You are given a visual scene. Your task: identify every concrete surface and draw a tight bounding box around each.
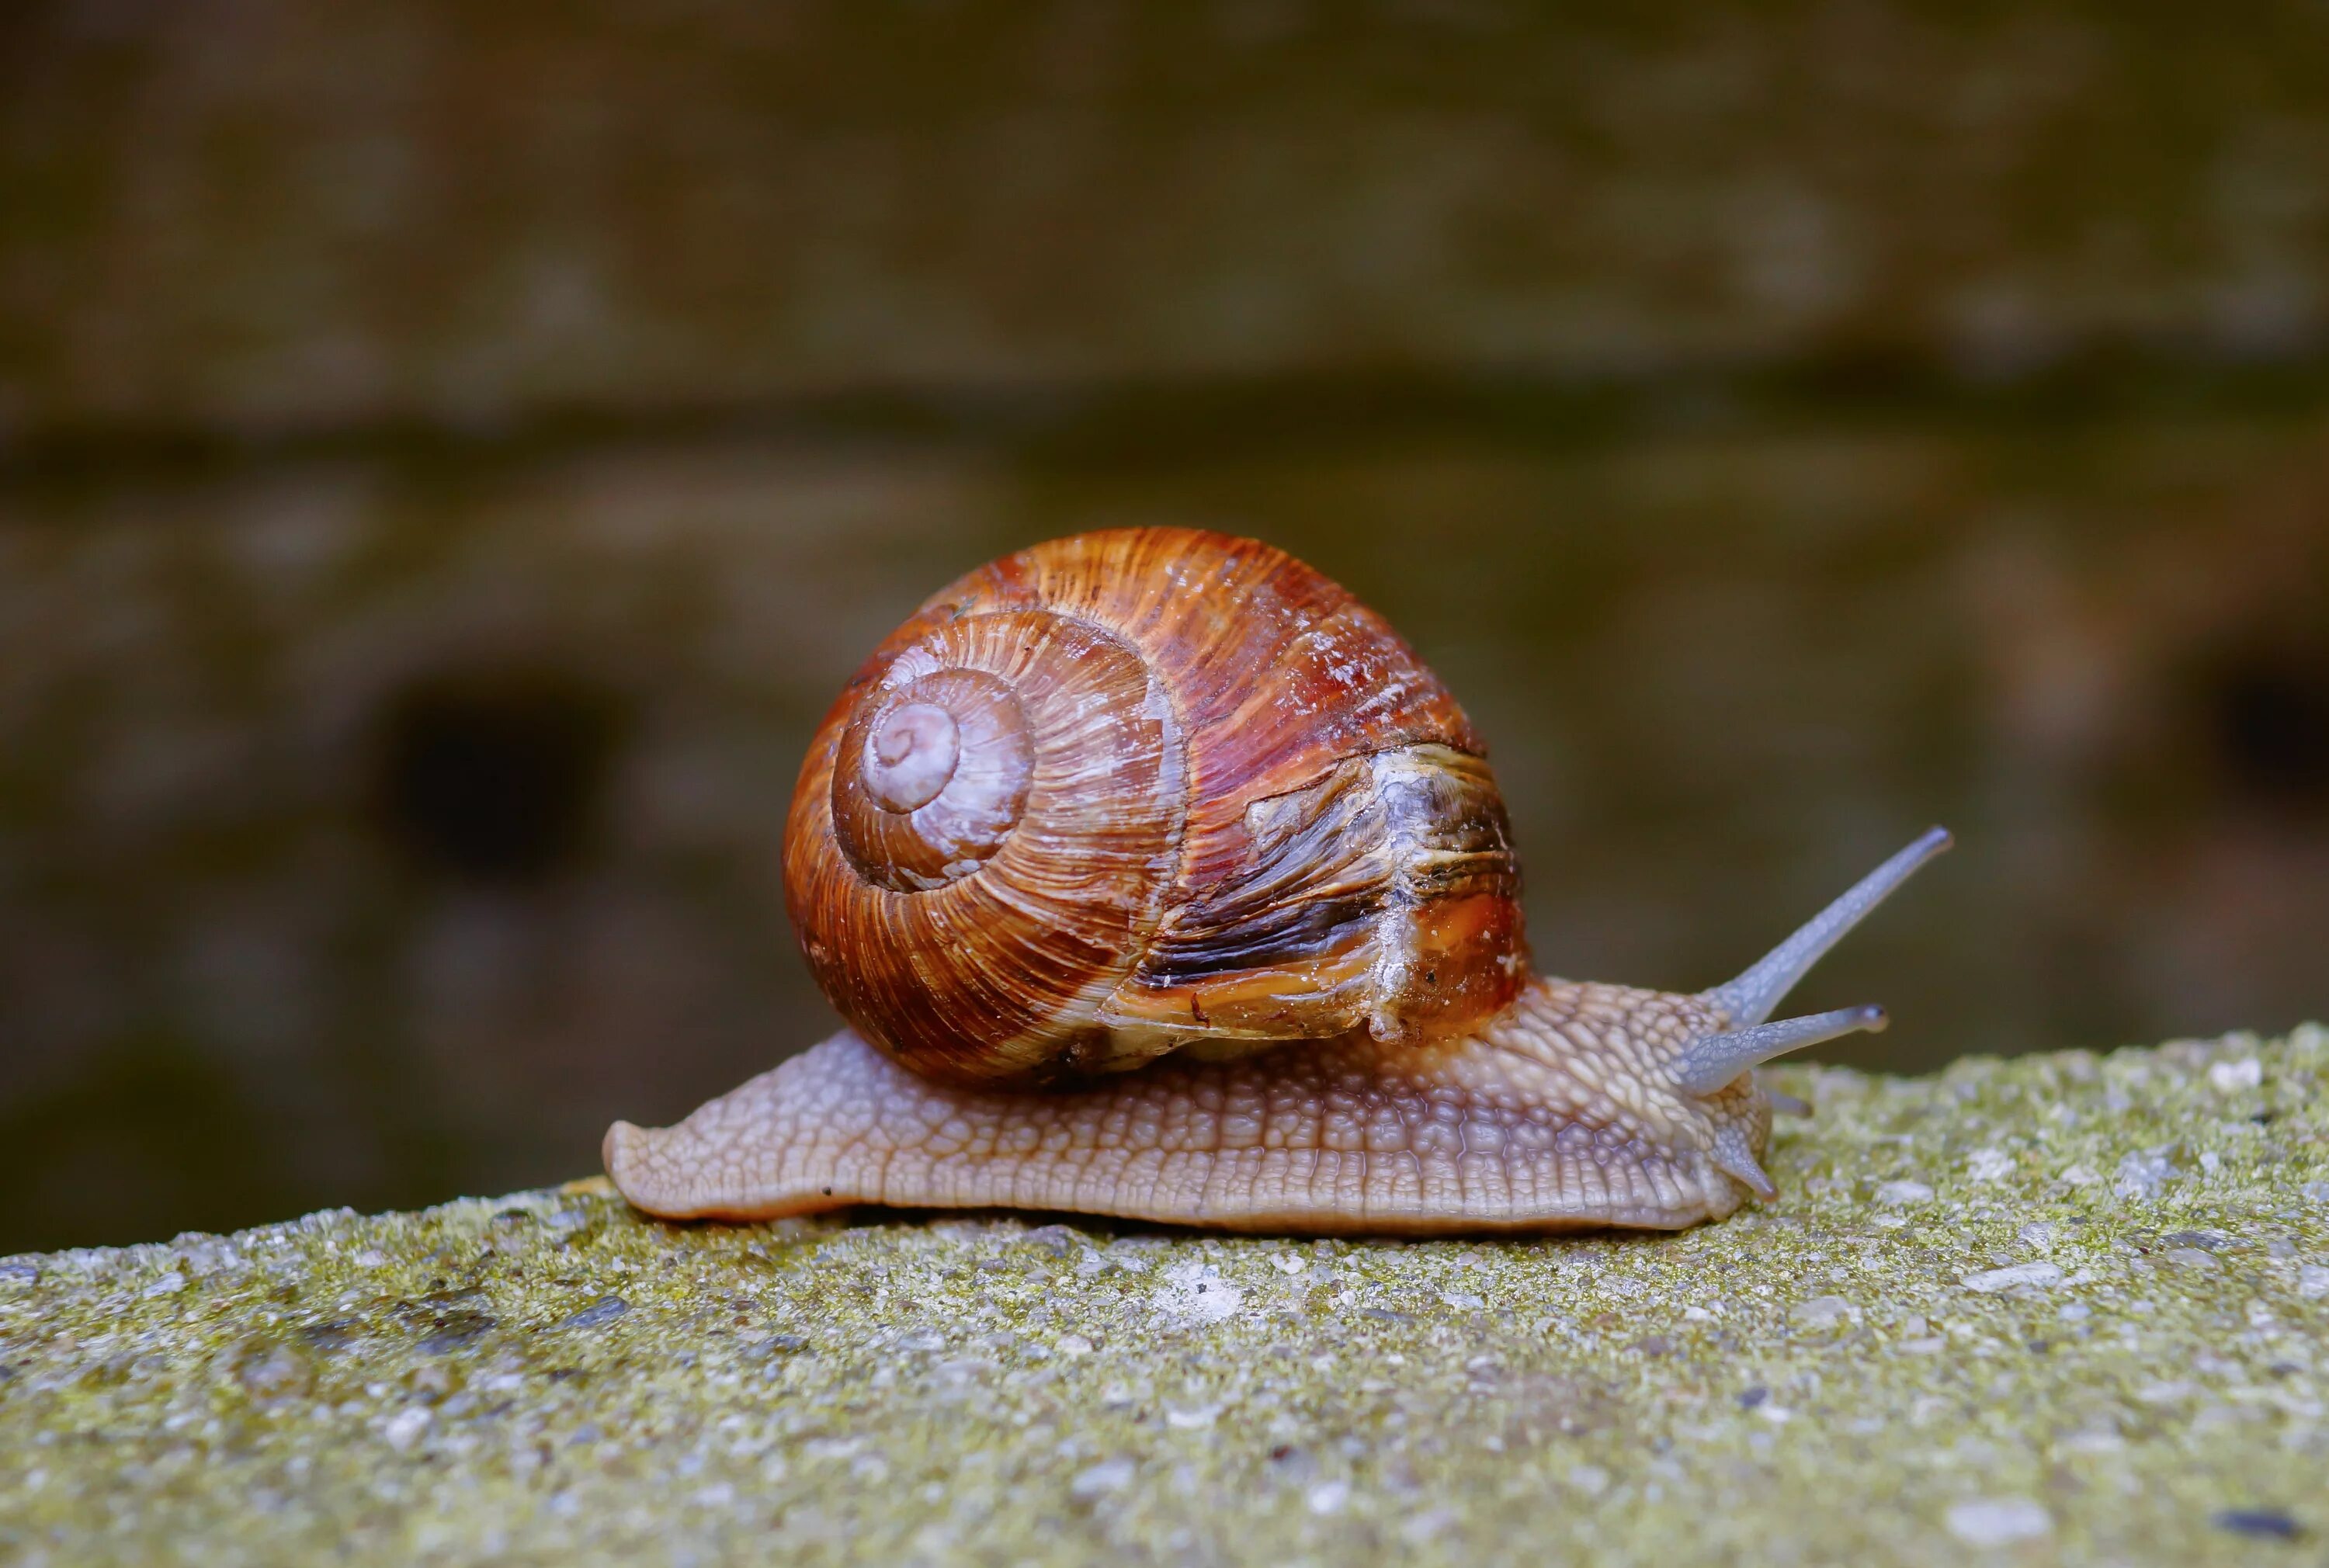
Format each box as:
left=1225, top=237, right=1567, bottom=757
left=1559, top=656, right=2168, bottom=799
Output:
left=4, top=1024, right=2327, bottom=1564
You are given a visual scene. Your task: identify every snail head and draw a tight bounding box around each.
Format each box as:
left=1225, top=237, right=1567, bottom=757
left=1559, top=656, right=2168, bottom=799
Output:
left=1660, top=827, right=1954, bottom=1195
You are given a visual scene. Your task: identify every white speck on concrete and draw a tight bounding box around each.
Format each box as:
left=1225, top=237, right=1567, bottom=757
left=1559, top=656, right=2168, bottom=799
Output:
left=1963, top=1262, right=2061, bottom=1293
left=2115, top=1151, right=2175, bottom=1200
left=1401, top=1508, right=1456, bottom=1543
left=1945, top=1497, right=2053, bottom=1547
left=1876, top=1181, right=1934, bottom=1206
left=1153, top=1262, right=1244, bottom=1327
left=1966, top=1148, right=2015, bottom=1183
left=1071, top=1458, right=1136, bottom=1500
left=2207, top=1058, right=2262, bottom=1092
left=381, top=1407, right=430, bottom=1452
left=1306, top=1480, right=1350, bottom=1515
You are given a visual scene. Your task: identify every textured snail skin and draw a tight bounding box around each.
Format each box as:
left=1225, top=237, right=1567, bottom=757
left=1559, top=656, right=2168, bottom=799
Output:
left=603, top=977, right=1768, bottom=1234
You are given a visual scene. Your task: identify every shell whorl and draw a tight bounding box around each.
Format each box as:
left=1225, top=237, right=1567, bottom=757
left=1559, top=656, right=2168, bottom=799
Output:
left=784, top=528, right=1527, bottom=1086
left=834, top=667, right=1034, bottom=890
left=794, top=605, right=1185, bottom=1082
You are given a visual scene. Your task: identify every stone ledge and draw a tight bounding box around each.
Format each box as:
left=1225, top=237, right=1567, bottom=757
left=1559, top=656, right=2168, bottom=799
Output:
left=4, top=1026, right=2326, bottom=1565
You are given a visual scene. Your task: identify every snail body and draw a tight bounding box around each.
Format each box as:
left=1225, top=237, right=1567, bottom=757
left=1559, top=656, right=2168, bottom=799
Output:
left=606, top=529, right=1948, bottom=1233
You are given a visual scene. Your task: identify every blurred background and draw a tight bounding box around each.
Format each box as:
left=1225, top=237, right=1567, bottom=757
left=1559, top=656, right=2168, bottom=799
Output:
left=3, top=2, right=2327, bottom=1254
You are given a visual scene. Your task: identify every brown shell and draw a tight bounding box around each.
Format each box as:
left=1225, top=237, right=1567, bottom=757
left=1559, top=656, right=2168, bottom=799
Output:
left=783, top=527, right=1528, bottom=1085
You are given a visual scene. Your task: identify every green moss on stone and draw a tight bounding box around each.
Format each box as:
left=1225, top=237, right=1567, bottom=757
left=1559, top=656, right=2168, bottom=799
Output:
left=4, top=1026, right=2326, bottom=1565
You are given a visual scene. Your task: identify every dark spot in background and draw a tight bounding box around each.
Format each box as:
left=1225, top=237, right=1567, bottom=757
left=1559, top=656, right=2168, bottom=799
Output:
left=2205, top=642, right=2329, bottom=814
left=372, top=665, right=627, bottom=883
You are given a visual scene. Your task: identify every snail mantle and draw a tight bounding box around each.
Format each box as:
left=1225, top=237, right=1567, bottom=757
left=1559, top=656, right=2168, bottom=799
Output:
left=6, top=1027, right=2326, bottom=1566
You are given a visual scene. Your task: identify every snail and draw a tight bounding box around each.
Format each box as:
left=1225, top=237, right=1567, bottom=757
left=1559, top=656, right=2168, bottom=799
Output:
left=604, top=528, right=1948, bottom=1234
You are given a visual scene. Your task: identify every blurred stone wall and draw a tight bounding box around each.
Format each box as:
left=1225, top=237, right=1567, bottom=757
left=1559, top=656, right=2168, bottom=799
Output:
left=3, top=0, right=2327, bottom=1251
left=12, top=0, right=2329, bottom=432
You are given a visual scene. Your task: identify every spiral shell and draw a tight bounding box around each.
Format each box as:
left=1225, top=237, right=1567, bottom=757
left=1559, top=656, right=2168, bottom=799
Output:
left=783, top=528, right=1526, bottom=1084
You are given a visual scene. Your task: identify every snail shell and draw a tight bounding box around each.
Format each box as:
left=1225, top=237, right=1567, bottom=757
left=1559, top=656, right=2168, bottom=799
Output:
left=785, top=527, right=1526, bottom=1084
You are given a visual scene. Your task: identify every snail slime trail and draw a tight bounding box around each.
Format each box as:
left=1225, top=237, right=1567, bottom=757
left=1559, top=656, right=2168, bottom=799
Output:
left=606, top=529, right=1950, bottom=1233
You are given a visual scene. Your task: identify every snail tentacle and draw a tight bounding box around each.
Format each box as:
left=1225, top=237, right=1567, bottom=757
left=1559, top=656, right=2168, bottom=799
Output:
left=1709, top=1125, right=1777, bottom=1202
left=1669, top=1004, right=1888, bottom=1098
left=1701, top=827, right=1951, bottom=1028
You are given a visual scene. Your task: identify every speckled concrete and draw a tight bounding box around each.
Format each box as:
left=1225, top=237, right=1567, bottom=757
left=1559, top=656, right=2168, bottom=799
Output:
left=5, top=1026, right=2326, bottom=1566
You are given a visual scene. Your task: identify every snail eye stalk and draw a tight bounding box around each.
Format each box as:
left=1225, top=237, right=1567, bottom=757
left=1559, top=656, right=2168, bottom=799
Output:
left=1701, top=826, right=1952, bottom=1029
left=1671, top=1004, right=1887, bottom=1098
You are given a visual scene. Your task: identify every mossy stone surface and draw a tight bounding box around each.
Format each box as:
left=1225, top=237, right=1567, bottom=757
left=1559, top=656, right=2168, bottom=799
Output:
left=5, top=1027, right=2327, bottom=1566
